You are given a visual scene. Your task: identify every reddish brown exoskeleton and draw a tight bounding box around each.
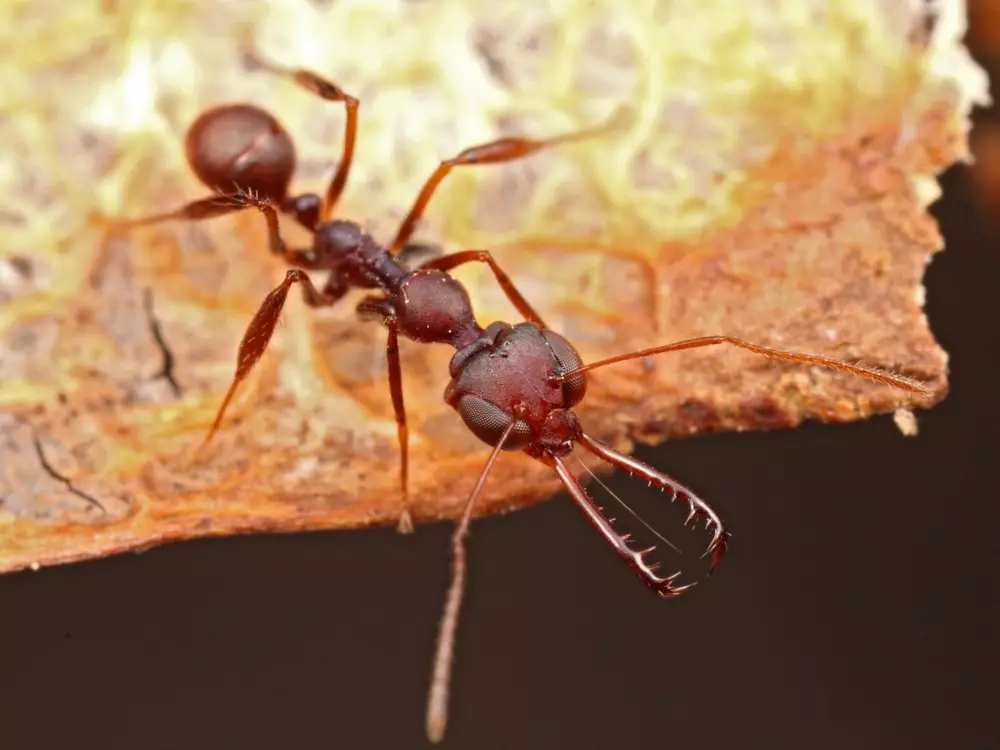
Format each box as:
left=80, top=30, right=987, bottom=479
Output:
left=99, top=52, right=612, bottom=533
left=99, top=55, right=932, bottom=744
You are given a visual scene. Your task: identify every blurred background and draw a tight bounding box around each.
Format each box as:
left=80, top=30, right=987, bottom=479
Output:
left=1, top=3, right=998, bottom=749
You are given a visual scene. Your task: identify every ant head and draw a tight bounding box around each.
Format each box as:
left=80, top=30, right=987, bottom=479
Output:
left=446, top=323, right=589, bottom=456
left=185, top=104, right=296, bottom=202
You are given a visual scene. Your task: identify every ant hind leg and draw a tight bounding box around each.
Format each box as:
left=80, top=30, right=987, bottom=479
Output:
left=93, top=195, right=250, bottom=231
left=245, top=51, right=359, bottom=221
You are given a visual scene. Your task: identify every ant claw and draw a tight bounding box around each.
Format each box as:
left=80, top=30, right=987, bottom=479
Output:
left=396, top=510, right=415, bottom=535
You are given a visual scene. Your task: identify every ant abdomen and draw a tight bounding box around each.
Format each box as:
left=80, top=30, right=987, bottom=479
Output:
left=184, top=104, right=296, bottom=202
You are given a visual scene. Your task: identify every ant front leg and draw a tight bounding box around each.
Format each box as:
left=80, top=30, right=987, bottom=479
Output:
left=249, top=196, right=331, bottom=268
left=356, top=296, right=413, bottom=534
left=247, top=52, right=359, bottom=222
left=202, top=269, right=347, bottom=448
left=417, top=250, right=546, bottom=327
left=237, top=190, right=342, bottom=271
left=389, top=121, right=611, bottom=254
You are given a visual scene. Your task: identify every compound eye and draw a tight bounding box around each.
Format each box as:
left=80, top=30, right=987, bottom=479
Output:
left=457, top=395, right=534, bottom=450
left=541, top=330, right=587, bottom=407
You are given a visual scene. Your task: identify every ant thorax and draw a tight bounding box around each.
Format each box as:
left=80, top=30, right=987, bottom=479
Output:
left=392, top=271, right=479, bottom=346
left=445, top=322, right=588, bottom=454
left=313, top=220, right=388, bottom=274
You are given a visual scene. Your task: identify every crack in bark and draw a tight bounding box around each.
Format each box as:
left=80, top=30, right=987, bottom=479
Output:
left=33, top=437, right=107, bottom=514
left=143, top=287, right=182, bottom=397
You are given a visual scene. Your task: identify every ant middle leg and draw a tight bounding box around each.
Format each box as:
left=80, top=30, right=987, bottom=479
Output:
left=395, top=241, right=443, bottom=269
left=202, top=269, right=347, bottom=448
left=246, top=52, right=359, bottom=223
left=355, top=296, right=414, bottom=533
left=388, top=119, right=614, bottom=254
left=417, top=250, right=546, bottom=327
left=387, top=317, right=413, bottom=533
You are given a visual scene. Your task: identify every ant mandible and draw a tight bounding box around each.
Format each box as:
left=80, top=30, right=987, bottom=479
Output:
left=101, top=52, right=611, bottom=532
left=101, top=54, right=932, bottom=743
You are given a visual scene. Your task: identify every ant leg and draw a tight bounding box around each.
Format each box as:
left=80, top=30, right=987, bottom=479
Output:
left=237, top=191, right=341, bottom=271
left=94, top=195, right=249, bottom=230
left=558, top=335, right=932, bottom=395
left=426, top=418, right=518, bottom=744
left=201, top=269, right=346, bottom=447
left=395, top=241, right=442, bottom=269
left=418, top=250, right=546, bottom=327
left=386, top=317, right=413, bottom=534
left=389, top=121, right=611, bottom=254
left=354, top=295, right=413, bottom=533
left=248, top=53, right=358, bottom=221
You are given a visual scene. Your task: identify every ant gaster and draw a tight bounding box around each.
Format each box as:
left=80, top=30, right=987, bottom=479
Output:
left=100, top=54, right=932, bottom=744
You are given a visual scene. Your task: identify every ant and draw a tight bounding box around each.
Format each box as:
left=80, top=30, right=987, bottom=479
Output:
left=100, top=55, right=932, bottom=743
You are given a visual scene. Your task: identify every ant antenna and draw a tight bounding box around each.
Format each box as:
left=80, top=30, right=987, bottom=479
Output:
left=426, top=419, right=518, bottom=743
left=557, top=335, right=932, bottom=395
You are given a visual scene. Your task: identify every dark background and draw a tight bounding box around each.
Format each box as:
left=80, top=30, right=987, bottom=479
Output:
left=3, top=40, right=999, bottom=750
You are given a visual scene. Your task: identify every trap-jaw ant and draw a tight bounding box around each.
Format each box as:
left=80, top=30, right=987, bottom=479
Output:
left=99, top=55, right=932, bottom=743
